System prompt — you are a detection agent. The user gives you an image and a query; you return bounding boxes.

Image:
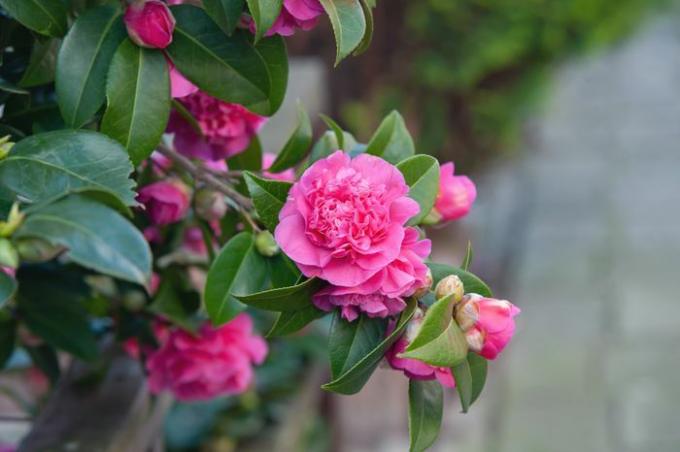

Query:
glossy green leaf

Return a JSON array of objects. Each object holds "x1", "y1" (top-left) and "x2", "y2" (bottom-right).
[
  {"x1": 427, "y1": 262, "x2": 493, "y2": 298},
  {"x1": 15, "y1": 195, "x2": 151, "y2": 285},
  {"x1": 402, "y1": 293, "x2": 468, "y2": 367},
  {"x1": 366, "y1": 110, "x2": 415, "y2": 164},
  {"x1": 267, "y1": 253, "x2": 300, "y2": 288},
  {"x1": 0, "y1": 315, "x2": 16, "y2": 369},
  {"x1": 228, "y1": 135, "x2": 262, "y2": 171},
  {"x1": 318, "y1": 0, "x2": 366, "y2": 65},
  {"x1": 451, "y1": 358, "x2": 472, "y2": 413},
  {"x1": 267, "y1": 306, "x2": 325, "y2": 337},
  {"x1": 0, "y1": 271, "x2": 16, "y2": 308},
  {"x1": 322, "y1": 298, "x2": 417, "y2": 394},
  {"x1": 328, "y1": 313, "x2": 387, "y2": 378},
  {"x1": 149, "y1": 279, "x2": 200, "y2": 332},
  {"x1": 17, "y1": 273, "x2": 98, "y2": 361},
  {"x1": 397, "y1": 154, "x2": 440, "y2": 225},
  {"x1": 408, "y1": 379, "x2": 443, "y2": 452},
  {"x1": 203, "y1": 0, "x2": 245, "y2": 35},
  {"x1": 204, "y1": 232, "x2": 268, "y2": 325},
  {"x1": 235, "y1": 277, "x2": 322, "y2": 311},
  {"x1": 19, "y1": 38, "x2": 60, "y2": 88},
  {"x1": 353, "y1": 0, "x2": 373, "y2": 56},
  {"x1": 268, "y1": 103, "x2": 312, "y2": 172},
  {"x1": 101, "y1": 40, "x2": 170, "y2": 165},
  {"x1": 243, "y1": 171, "x2": 292, "y2": 232},
  {"x1": 245, "y1": 0, "x2": 282, "y2": 42},
  {"x1": 469, "y1": 352, "x2": 488, "y2": 405},
  {"x1": 0, "y1": 0, "x2": 68, "y2": 37},
  {"x1": 56, "y1": 5, "x2": 127, "y2": 127},
  {"x1": 0, "y1": 130, "x2": 137, "y2": 208},
  {"x1": 167, "y1": 5, "x2": 287, "y2": 116}
]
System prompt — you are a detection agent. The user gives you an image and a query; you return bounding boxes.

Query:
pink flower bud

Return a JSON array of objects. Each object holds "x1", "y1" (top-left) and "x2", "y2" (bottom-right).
[
  {"x1": 455, "y1": 294, "x2": 520, "y2": 360},
  {"x1": 124, "y1": 0, "x2": 176, "y2": 49},
  {"x1": 432, "y1": 162, "x2": 476, "y2": 223},
  {"x1": 138, "y1": 180, "x2": 190, "y2": 226},
  {"x1": 194, "y1": 188, "x2": 227, "y2": 221}
]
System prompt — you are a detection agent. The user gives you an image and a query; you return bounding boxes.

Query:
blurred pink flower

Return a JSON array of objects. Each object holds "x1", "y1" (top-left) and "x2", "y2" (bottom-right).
[
  {"x1": 146, "y1": 314, "x2": 267, "y2": 401},
  {"x1": 262, "y1": 152, "x2": 296, "y2": 182},
  {"x1": 167, "y1": 91, "x2": 266, "y2": 161},
  {"x1": 138, "y1": 180, "x2": 190, "y2": 225},
  {"x1": 432, "y1": 162, "x2": 476, "y2": 222},
  {"x1": 313, "y1": 290, "x2": 405, "y2": 322},
  {"x1": 456, "y1": 294, "x2": 520, "y2": 360},
  {"x1": 124, "y1": 0, "x2": 175, "y2": 49},
  {"x1": 248, "y1": 0, "x2": 324, "y2": 37},
  {"x1": 275, "y1": 151, "x2": 419, "y2": 287},
  {"x1": 168, "y1": 60, "x2": 198, "y2": 99}
]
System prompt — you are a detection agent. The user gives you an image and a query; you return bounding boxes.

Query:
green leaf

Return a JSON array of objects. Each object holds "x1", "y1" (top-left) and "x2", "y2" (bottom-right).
[
  {"x1": 245, "y1": 0, "x2": 282, "y2": 42},
  {"x1": 0, "y1": 78, "x2": 29, "y2": 95},
  {"x1": 149, "y1": 279, "x2": 199, "y2": 332},
  {"x1": 468, "y1": 352, "x2": 488, "y2": 406},
  {"x1": 397, "y1": 155, "x2": 440, "y2": 226},
  {"x1": 235, "y1": 277, "x2": 322, "y2": 311},
  {"x1": 353, "y1": 0, "x2": 373, "y2": 56},
  {"x1": 427, "y1": 263, "x2": 493, "y2": 298},
  {"x1": 15, "y1": 195, "x2": 152, "y2": 285},
  {"x1": 167, "y1": 5, "x2": 288, "y2": 116},
  {"x1": 402, "y1": 293, "x2": 468, "y2": 367},
  {"x1": 0, "y1": 130, "x2": 137, "y2": 208},
  {"x1": 318, "y1": 0, "x2": 366, "y2": 65},
  {"x1": 17, "y1": 274, "x2": 98, "y2": 361},
  {"x1": 0, "y1": 272, "x2": 16, "y2": 308},
  {"x1": 328, "y1": 313, "x2": 387, "y2": 378},
  {"x1": 204, "y1": 232, "x2": 268, "y2": 325},
  {"x1": 55, "y1": 5, "x2": 127, "y2": 128},
  {"x1": 451, "y1": 359, "x2": 472, "y2": 413},
  {"x1": 408, "y1": 380, "x2": 443, "y2": 452},
  {"x1": 203, "y1": 0, "x2": 245, "y2": 35},
  {"x1": 101, "y1": 40, "x2": 170, "y2": 165},
  {"x1": 19, "y1": 38, "x2": 60, "y2": 88},
  {"x1": 267, "y1": 253, "x2": 300, "y2": 288},
  {"x1": 0, "y1": 315, "x2": 16, "y2": 369},
  {"x1": 228, "y1": 135, "x2": 262, "y2": 171},
  {"x1": 319, "y1": 113, "x2": 345, "y2": 149},
  {"x1": 267, "y1": 305, "x2": 325, "y2": 337},
  {"x1": 0, "y1": 0, "x2": 68, "y2": 37},
  {"x1": 25, "y1": 344, "x2": 60, "y2": 384},
  {"x1": 268, "y1": 102, "x2": 312, "y2": 172},
  {"x1": 322, "y1": 298, "x2": 417, "y2": 394},
  {"x1": 307, "y1": 131, "x2": 339, "y2": 165},
  {"x1": 461, "y1": 242, "x2": 473, "y2": 271},
  {"x1": 366, "y1": 110, "x2": 415, "y2": 164},
  {"x1": 243, "y1": 171, "x2": 292, "y2": 232}
]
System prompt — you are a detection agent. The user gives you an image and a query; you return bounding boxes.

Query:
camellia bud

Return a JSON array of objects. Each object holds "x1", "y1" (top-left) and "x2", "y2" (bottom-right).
[
  {"x1": 194, "y1": 188, "x2": 227, "y2": 221},
  {"x1": 412, "y1": 268, "x2": 433, "y2": 299},
  {"x1": 0, "y1": 238, "x2": 18, "y2": 269},
  {"x1": 0, "y1": 135, "x2": 14, "y2": 159},
  {"x1": 454, "y1": 294, "x2": 479, "y2": 331},
  {"x1": 434, "y1": 274, "x2": 464, "y2": 303},
  {"x1": 124, "y1": 0, "x2": 176, "y2": 49},
  {"x1": 255, "y1": 231, "x2": 279, "y2": 257},
  {"x1": 0, "y1": 203, "x2": 24, "y2": 237},
  {"x1": 15, "y1": 238, "x2": 64, "y2": 263},
  {"x1": 123, "y1": 290, "x2": 147, "y2": 312}
]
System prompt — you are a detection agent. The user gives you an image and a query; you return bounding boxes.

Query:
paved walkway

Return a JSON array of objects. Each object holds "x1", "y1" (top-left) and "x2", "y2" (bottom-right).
[{"x1": 336, "y1": 12, "x2": 680, "y2": 452}]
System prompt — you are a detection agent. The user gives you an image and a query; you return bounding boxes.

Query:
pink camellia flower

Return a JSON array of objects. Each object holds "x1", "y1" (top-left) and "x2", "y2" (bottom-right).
[
  {"x1": 455, "y1": 294, "x2": 520, "y2": 360},
  {"x1": 312, "y1": 228, "x2": 431, "y2": 321},
  {"x1": 275, "y1": 151, "x2": 419, "y2": 287},
  {"x1": 168, "y1": 60, "x2": 198, "y2": 99},
  {"x1": 431, "y1": 162, "x2": 476, "y2": 223},
  {"x1": 146, "y1": 314, "x2": 267, "y2": 401},
  {"x1": 124, "y1": 0, "x2": 176, "y2": 49},
  {"x1": 385, "y1": 309, "x2": 455, "y2": 387},
  {"x1": 262, "y1": 152, "x2": 296, "y2": 182},
  {"x1": 167, "y1": 91, "x2": 266, "y2": 161},
  {"x1": 249, "y1": 0, "x2": 325, "y2": 37},
  {"x1": 138, "y1": 180, "x2": 190, "y2": 226}
]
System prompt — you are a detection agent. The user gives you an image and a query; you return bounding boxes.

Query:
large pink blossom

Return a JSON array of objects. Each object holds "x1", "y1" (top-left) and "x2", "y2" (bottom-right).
[
  {"x1": 432, "y1": 162, "x2": 476, "y2": 222},
  {"x1": 138, "y1": 180, "x2": 190, "y2": 225},
  {"x1": 124, "y1": 0, "x2": 175, "y2": 49},
  {"x1": 456, "y1": 294, "x2": 520, "y2": 360},
  {"x1": 275, "y1": 151, "x2": 420, "y2": 287},
  {"x1": 312, "y1": 228, "x2": 431, "y2": 321},
  {"x1": 168, "y1": 60, "x2": 198, "y2": 99},
  {"x1": 248, "y1": 0, "x2": 324, "y2": 37},
  {"x1": 385, "y1": 310, "x2": 455, "y2": 388},
  {"x1": 146, "y1": 314, "x2": 267, "y2": 401},
  {"x1": 262, "y1": 152, "x2": 296, "y2": 182},
  {"x1": 167, "y1": 91, "x2": 266, "y2": 161}
]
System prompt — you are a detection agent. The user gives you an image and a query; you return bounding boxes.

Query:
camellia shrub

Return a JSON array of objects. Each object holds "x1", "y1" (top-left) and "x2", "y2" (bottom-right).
[{"x1": 0, "y1": 0, "x2": 519, "y2": 450}]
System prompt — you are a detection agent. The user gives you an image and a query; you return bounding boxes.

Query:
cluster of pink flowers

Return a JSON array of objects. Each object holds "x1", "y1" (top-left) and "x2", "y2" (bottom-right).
[
  {"x1": 275, "y1": 151, "x2": 431, "y2": 321},
  {"x1": 126, "y1": 314, "x2": 267, "y2": 401}
]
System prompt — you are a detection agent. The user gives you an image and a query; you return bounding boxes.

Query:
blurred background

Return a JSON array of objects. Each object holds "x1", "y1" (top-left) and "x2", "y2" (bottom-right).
[{"x1": 3, "y1": 0, "x2": 680, "y2": 450}]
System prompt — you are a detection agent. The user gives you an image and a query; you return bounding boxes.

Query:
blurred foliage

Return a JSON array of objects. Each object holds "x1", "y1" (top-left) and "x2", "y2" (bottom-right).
[{"x1": 338, "y1": 0, "x2": 672, "y2": 168}]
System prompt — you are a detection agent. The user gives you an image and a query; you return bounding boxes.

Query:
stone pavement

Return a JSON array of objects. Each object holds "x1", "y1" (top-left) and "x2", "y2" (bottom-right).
[{"x1": 335, "y1": 12, "x2": 680, "y2": 452}]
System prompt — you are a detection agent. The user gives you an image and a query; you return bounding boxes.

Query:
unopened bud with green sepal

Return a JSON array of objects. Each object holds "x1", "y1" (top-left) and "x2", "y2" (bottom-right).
[
  {"x1": 255, "y1": 231, "x2": 279, "y2": 257},
  {"x1": 434, "y1": 274, "x2": 464, "y2": 303}
]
